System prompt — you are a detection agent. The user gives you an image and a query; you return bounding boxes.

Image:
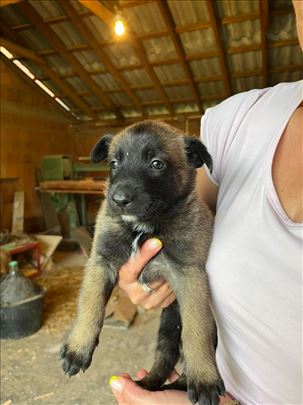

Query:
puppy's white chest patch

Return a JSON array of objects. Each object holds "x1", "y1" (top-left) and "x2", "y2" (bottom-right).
[
  {"x1": 122, "y1": 215, "x2": 154, "y2": 258},
  {"x1": 131, "y1": 232, "x2": 144, "y2": 258}
]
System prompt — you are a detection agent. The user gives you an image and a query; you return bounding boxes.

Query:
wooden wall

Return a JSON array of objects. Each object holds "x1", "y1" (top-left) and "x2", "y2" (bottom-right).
[{"x1": 0, "y1": 60, "x2": 75, "y2": 231}]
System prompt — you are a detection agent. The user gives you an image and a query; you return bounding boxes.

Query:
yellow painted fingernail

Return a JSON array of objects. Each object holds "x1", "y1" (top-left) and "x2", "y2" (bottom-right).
[
  {"x1": 109, "y1": 375, "x2": 123, "y2": 392},
  {"x1": 149, "y1": 238, "x2": 163, "y2": 249}
]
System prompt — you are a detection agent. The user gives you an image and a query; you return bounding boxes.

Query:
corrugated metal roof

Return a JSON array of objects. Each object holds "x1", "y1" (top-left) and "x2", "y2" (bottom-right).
[
  {"x1": 69, "y1": 0, "x2": 87, "y2": 14},
  {"x1": 222, "y1": 20, "x2": 261, "y2": 48},
  {"x1": 165, "y1": 85, "x2": 193, "y2": 99},
  {"x1": 134, "y1": 89, "x2": 160, "y2": 102},
  {"x1": 144, "y1": 105, "x2": 170, "y2": 116},
  {"x1": 82, "y1": 95, "x2": 101, "y2": 108},
  {"x1": 232, "y1": 76, "x2": 263, "y2": 93},
  {"x1": 83, "y1": 16, "x2": 111, "y2": 43},
  {"x1": 228, "y1": 50, "x2": 262, "y2": 73},
  {"x1": 92, "y1": 73, "x2": 119, "y2": 90},
  {"x1": 189, "y1": 58, "x2": 222, "y2": 78},
  {"x1": 121, "y1": 107, "x2": 142, "y2": 118},
  {"x1": 198, "y1": 81, "x2": 226, "y2": 96},
  {"x1": 180, "y1": 29, "x2": 217, "y2": 55},
  {"x1": 29, "y1": 0, "x2": 64, "y2": 19},
  {"x1": 142, "y1": 37, "x2": 177, "y2": 62},
  {"x1": 122, "y1": 2, "x2": 166, "y2": 34},
  {"x1": 20, "y1": 28, "x2": 53, "y2": 52},
  {"x1": 103, "y1": 43, "x2": 140, "y2": 68},
  {"x1": 73, "y1": 49, "x2": 105, "y2": 72},
  {"x1": 174, "y1": 102, "x2": 199, "y2": 113},
  {"x1": 121, "y1": 69, "x2": 152, "y2": 86},
  {"x1": 97, "y1": 111, "x2": 117, "y2": 120},
  {"x1": 216, "y1": 0, "x2": 259, "y2": 18},
  {"x1": 0, "y1": 4, "x2": 29, "y2": 25},
  {"x1": 203, "y1": 100, "x2": 221, "y2": 110},
  {"x1": 108, "y1": 92, "x2": 131, "y2": 107},
  {"x1": 269, "y1": 0, "x2": 294, "y2": 10},
  {"x1": 66, "y1": 77, "x2": 90, "y2": 93},
  {"x1": 269, "y1": 70, "x2": 303, "y2": 86},
  {"x1": 45, "y1": 54, "x2": 74, "y2": 76},
  {"x1": 153, "y1": 64, "x2": 186, "y2": 82},
  {"x1": 267, "y1": 13, "x2": 297, "y2": 41},
  {"x1": 268, "y1": 44, "x2": 302, "y2": 68},
  {"x1": 168, "y1": 0, "x2": 209, "y2": 26},
  {"x1": 51, "y1": 22, "x2": 86, "y2": 48}
]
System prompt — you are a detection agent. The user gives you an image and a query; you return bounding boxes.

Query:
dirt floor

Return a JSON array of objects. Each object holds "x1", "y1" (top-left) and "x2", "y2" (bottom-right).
[{"x1": 1, "y1": 251, "x2": 161, "y2": 405}]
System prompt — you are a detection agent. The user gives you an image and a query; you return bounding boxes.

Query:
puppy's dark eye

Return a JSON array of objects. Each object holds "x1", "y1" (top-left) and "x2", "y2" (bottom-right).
[
  {"x1": 150, "y1": 159, "x2": 165, "y2": 170},
  {"x1": 110, "y1": 160, "x2": 118, "y2": 169}
]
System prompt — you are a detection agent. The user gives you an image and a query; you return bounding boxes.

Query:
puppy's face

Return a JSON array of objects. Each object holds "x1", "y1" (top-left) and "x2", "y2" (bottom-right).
[{"x1": 91, "y1": 121, "x2": 212, "y2": 223}]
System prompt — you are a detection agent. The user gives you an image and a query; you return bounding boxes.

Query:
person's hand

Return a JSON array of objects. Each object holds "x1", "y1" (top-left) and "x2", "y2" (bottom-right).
[
  {"x1": 109, "y1": 369, "x2": 235, "y2": 405},
  {"x1": 110, "y1": 369, "x2": 190, "y2": 405},
  {"x1": 118, "y1": 238, "x2": 176, "y2": 309}
]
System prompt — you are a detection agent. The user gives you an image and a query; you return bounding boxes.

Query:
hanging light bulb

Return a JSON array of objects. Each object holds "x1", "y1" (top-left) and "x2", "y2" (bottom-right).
[{"x1": 114, "y1": 15, "x2": 125, "y2": 36}]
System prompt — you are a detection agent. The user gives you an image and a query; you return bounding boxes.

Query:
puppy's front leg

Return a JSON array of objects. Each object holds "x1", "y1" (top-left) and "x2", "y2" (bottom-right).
[{"x1": 60, "y1": 257, "x2": 116, "y2": 376}]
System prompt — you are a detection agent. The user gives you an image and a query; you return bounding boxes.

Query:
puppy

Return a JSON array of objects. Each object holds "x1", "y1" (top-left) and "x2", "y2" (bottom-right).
[{"x1": 60, "y1": 120, "x2": 225, "y2": 405}]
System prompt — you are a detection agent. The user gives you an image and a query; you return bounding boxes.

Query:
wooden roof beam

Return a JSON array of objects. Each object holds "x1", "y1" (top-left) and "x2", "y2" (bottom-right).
[
  {"x1": 156, "y1": 0, "x2": 203, "y2": 114},
  {"x1": 17, "y1": 1, "x2": 122, "y2": 119},
  {"x1": 61, "y1": 1, "x2": 145, "y2": 117},
  {"x1": 0, "y1": 36, "x2": 45, "y2": 64},
  {"x1": 259, "y1": 0, "x2": 269, "y2": 87},
  {"x1": 0, "y1": 0, "x2": 21, "y2": 7},
  {"x1": 79, "y1": 0, "x2": 174, "y2": 115},
  {"x1": 206, "y1": 0, "x2": 232, "y2": 96}
]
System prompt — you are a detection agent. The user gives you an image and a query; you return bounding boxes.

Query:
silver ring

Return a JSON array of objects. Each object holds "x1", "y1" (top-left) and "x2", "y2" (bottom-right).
[{"x1": 141, "y1": 282, "x2": 156, "y2": 294}]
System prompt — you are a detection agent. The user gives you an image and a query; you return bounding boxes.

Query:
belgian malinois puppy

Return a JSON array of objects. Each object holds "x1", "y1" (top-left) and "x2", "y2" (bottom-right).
[{"x1": 60, "y1": 120, "x2": 225, "y2": 405}]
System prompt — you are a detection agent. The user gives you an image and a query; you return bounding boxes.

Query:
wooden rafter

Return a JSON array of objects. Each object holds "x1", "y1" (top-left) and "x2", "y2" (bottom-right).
[
  {"x1": 0, "y1": 0, "x2": 21, "y2": 7},
  {"x1": 78, "y1": 0, "x2": 174, "y2": 114},
  {"x1": 259, "y1": 0, "x2": 269, "y2": 87},
  {"x1": 156, "y1": 0, "x2": 203, "y2": 114},
  {"x1": 1, "y1": 24, "x2": 97, "y2": 120},
  {"x1": 17, "y1": 1, "x2": 122, "y2": 119},
  {"x1": 0, "y1": 36, "x2": 45, "y2": 64},
  {"x1": 60, "y1": 1, "x2": 145, "y2": 117},
  {"x1": 206, "y1": 0, "x2": 232, "y2": 96}
]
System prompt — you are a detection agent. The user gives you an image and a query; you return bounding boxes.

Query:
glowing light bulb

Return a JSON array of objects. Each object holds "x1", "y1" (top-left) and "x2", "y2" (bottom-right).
[{"x1": 114, "y1": 17, "x2": 125, "y2": 36}]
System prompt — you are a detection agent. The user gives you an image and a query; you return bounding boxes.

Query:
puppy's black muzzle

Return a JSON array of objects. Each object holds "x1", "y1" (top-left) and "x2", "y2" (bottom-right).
[{"x1": 112, "y1": 187, "x2": 134, "y2": 208}]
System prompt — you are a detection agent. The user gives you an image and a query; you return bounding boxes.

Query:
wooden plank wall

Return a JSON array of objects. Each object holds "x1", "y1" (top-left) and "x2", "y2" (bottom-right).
[{"x1": 0, "y1": 60, "x2": 75, "y2": 231}]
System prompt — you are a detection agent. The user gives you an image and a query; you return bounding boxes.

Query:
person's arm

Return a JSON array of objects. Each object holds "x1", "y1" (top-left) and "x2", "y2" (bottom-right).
[{"x1": 196, "y1": 166, "x2": 219, "y2": 214}]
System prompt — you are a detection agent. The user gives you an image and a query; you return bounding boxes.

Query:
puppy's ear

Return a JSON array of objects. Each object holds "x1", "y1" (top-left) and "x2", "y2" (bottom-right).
[
  {"x1": 90, "y1": 134, "x2": 113, "y2": 163},
  {"x1": 184, "y1": 137, "x2": 213, "y2": 172}
]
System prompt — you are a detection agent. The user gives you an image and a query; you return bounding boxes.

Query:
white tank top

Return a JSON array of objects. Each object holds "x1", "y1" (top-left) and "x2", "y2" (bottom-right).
[{"x1": 201, "y1": 81, "x2": 303, "y2": 405}]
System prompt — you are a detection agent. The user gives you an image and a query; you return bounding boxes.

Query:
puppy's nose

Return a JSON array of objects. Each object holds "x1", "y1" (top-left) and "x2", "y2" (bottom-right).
[{"x1": 112, "y1": 190, "x2": 133, "y2": 207}]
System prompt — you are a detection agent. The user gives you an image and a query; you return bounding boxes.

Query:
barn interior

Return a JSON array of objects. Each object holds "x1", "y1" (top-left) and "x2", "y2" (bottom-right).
[{"x1": 0, "y1": 0, "x2": 302, "y2": 404}]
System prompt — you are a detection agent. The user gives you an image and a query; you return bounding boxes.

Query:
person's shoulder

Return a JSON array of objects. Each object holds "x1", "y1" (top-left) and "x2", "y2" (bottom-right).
[
  {"x1": 200, "y1": 88, "x2": 270, "y2": 185},
  {"x1": 205, "y1": 81, "x2": 302, "y2": 125},
  {"x1": 201, "y1": 88, "x2": 267, "y2": 134}
]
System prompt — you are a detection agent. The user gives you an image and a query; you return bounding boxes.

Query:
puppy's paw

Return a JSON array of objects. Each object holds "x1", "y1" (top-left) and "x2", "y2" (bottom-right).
[
  {"x1": 136, "y1": 375, "x2": 165, "y2": 391},
  {"x1": 59, "y1": 336, "x2": 99, "y2": 377},
  {"x1": 187, "y1": 377, "x2": 225, "y2": 405}
]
